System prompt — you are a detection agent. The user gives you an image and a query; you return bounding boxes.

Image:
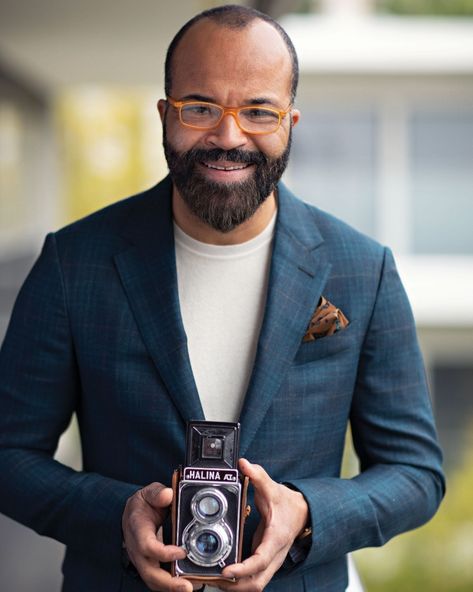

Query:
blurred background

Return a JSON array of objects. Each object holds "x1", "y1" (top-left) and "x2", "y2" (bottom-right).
[{"x1": 1, "y1": 0, "x2": 472, "y2": 590}]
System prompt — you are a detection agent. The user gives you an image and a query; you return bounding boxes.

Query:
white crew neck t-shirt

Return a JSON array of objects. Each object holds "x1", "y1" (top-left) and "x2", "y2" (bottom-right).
[{"x1": 174, "y1": 211, "x2": 276, "y2": 423}]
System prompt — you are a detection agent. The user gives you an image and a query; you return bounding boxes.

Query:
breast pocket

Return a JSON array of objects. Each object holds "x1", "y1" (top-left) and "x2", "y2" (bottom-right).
[{"x1": 293, "y1": 320, "x2": 358, "y2": 365}]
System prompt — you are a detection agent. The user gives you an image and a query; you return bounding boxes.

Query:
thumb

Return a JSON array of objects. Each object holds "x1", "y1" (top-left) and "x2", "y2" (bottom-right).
[
  {"x1": 141, "y1": 483, "x2": 174, "y2": 510},
  {"x1": 238, "y1": 458, "x2": 270, "y2": 489}
]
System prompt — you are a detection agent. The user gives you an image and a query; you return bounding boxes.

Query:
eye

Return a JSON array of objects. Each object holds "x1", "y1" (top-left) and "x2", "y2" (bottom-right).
[
  {"x1": 182, "y1": 103, "x2": 215, "y2": 117},
  {"x1": 241, "y1": 108, "x2": 280, "y2": 124}
]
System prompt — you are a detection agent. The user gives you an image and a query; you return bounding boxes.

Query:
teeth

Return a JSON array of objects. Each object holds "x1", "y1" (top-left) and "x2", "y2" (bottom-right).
[{"x1": 203, "y1": 163, "x2": 249, "y2": 171}]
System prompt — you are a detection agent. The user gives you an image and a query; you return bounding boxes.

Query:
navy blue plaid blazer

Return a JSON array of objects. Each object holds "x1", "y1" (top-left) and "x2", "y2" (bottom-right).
[{"x1": 0, "y1": 176, "x2": 445, "y2": 591}]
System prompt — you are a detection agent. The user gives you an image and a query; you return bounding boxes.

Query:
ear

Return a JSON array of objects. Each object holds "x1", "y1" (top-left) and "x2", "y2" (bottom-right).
[
  {"x1": 157, "y1": 99, "x2": 167, "y2": 123},
  {"x1": 290, "y1": 108, "x2": 301, "y2": 128}
]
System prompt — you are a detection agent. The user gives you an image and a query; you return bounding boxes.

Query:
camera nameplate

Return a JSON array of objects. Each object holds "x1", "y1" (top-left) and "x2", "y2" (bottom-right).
[{"x1": 183, "y1": 467, "x2": 239, "y2": 483}]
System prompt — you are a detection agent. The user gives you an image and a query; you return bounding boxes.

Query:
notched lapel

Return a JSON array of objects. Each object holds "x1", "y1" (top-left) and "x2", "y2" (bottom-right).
[
  {"x1": 239, "y1": 185, "x2": 331, "y2": 456},
  {"x1": 114, "y1": 179, "x2": 204, "y2": 424}
]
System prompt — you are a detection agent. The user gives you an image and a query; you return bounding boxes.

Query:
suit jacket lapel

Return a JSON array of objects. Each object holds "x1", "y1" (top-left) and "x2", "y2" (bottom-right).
[
  {"x1": 114, "y1": 176, "x2": 204, "y2": 424},
  {"x1": 239, "y1": 183, "x2": 331, "y2": 456},
  {"x1": 112, "y1": 176, "x2": 330, "y2": 444}
]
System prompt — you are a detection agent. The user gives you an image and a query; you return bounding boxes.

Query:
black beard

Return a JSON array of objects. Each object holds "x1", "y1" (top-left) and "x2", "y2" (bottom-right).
[{"x1": 162, "y1": 124, "x2": 291, "y2": 233}]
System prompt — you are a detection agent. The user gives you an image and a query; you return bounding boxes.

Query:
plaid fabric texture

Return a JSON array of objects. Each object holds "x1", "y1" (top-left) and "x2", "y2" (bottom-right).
[{"x1": 0, "y1": 177, "x2": 445, "y2": 591}]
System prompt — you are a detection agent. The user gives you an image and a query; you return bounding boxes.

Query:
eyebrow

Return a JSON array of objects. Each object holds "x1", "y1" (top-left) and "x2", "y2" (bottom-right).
[
  {"x1": 177, "y1": 94, "x2": 280, "y2": 107},
  {"x1": 179, "y1": 94, "x2": 215, "y2": 103}
]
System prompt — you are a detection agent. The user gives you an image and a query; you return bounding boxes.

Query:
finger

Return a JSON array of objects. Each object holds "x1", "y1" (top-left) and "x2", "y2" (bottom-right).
[
  {"x1": 129, "y1": 531, "x2": 186, "y2": 564},
  {"x1": 126, "y1": 514, "x2": 186, "y2": 565},
  {"x1": 142, "y1": 483, "x2": 174, "y2": 510},
  {"x1": 221, "y1": 545, "x2": 289, "y2": 592},
  {"x1": 222, "y1": 555, "x2": 267, "y2": 581},
  {"x1": 239, "y1": 459, "x2": 280, "y2": 524},
  {"x1": 219, "y1": 561, "x2": 282, "y2": 592},
  {"x1": 250, "y1": 521, "x2": 265, "y2": 554},
  {"x1": 238, "y1": 459, "x2": 270, "y2": 487},
  {"x1": 223, "y1": 535, "x2": 275, "y2": 578},
  {"x1": 125, "y1": 511, "x2": 165, "y2": 555},
  {"x1": 139, "y1": 566, "x2": 193, "y2": 592},
  {"x1": 124, "y1": 484, "x2": 172, "y2": 545},
  {"x1": 238, "y1": 459, "x2": 277, "y2": 505},
  {"x1": 222, "y1": 523, "x2": 288, "y2": 581},
  {"x1": 218, "y1": 574, "x2": 270, "y2": 592}
]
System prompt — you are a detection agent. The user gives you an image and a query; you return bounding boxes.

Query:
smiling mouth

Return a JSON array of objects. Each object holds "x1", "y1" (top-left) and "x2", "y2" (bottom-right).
[{"x1": 202, "y1": 162, "x2": 252, "y2": 171}]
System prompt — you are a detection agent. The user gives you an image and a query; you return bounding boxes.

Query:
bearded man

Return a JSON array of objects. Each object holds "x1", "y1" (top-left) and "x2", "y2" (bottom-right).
[{"x1": 0, "y1": 4, "x2": 444, "y2": 592}]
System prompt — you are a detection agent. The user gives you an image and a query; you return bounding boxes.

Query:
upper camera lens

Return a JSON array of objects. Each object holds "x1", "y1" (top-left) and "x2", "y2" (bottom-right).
[
  {"x1": 195, "y1": 532, "x2": 219, "y2": 556},
  {"x1": 198, "y1": 495, "x2": 220, "y2": 518},
  {"x1": 191, "y1": 488, "x2": 228, "y2": 523}
]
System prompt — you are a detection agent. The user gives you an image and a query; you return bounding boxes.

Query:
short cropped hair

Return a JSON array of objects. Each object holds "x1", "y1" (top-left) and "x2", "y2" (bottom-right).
[{"x1": 164, "y1": 4, "x2": 299, "y2": 103}]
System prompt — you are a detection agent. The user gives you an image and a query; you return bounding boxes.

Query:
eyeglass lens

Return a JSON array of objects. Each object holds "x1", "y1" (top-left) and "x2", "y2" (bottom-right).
[{"x1": 180, "y1": 103, "x2": 281, "y2": 132}]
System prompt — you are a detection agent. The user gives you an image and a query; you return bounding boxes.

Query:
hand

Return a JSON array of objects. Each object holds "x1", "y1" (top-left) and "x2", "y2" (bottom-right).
[
  {"x1": 122, "y1": 482, "x2": 196, "y2": 592},
  {"x1": 220, "y1": 459, "x2": 309, "y2": 591}
]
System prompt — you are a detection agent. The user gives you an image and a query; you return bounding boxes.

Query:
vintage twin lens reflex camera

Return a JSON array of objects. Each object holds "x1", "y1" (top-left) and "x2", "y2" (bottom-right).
[{"x1": 171, "y1": 421, "x2": 249, "y2": 582}]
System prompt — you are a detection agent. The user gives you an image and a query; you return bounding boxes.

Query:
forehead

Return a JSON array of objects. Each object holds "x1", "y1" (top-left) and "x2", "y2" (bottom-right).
[{"x1": 170, "y1": 18, "x2": 293, "y2": 104}]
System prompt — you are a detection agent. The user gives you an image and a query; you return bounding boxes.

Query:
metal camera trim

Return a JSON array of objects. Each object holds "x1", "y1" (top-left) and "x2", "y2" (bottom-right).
[
  {"x1": 183, "y1": 520, "x2": 234, "y2": 567},
  {"x1": 191, "y1": 487, "x2": 228, "y2": 524}
]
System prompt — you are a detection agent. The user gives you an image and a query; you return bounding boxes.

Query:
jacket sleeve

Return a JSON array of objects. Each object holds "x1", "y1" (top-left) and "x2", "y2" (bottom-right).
[
  {"x1": 0, "y1": 234, "x2": 141, "y2": 567},
  {"x1": 287, "y1": 247, "x2": 445, "y2": 569}
]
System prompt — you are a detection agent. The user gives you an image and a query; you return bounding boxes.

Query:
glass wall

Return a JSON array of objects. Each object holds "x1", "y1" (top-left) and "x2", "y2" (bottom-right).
[
  {"x1": 410, "y1": 108, "x2": 473, "y2": 254},
  {"x1": 289, "y1": 107, "x2": 377, "y2": 237},
  {"x1": 288, "y1": 93, "x2": 473, "y2": 256}
]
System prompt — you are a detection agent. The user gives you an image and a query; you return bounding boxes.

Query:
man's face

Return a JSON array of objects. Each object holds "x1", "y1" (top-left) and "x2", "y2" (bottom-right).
[{"x1": 159, "y1": 18, "x2": 299, "y2": 232}]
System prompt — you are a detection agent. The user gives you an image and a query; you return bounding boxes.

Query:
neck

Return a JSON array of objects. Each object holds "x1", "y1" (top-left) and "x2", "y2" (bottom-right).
[{"x1": 172, "y1": 188, "x2": 277, "y2": 245}]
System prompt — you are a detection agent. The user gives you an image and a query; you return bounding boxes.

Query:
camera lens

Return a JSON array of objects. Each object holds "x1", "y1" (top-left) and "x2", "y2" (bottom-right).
[
  {"x1": 198, "y1": 495, "x2": 220, "y2": 518},
  {"x1": 191, "y1": 488, "x2": 227, "y2": 523},
  {"x1": 184, "y1": 522, "x2": 233, "y2": 567},
  {"x1": 195, "y1": 532, "x2": 219, "y2": 556}
]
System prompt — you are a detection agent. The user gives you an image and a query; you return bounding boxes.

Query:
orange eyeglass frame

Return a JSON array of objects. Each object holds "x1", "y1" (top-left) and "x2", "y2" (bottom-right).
[{"x1": 167, "y1": 96, "x2": 292, "y2": 135}]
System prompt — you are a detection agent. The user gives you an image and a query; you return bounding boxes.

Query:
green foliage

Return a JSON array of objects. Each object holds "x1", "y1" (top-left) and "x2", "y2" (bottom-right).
[
  {"x1": 377, "y1": 0, "x2": 473, "y2": 16},
  {"x1": 354, "y1": 427, "x2": 473, "y2": 591}
]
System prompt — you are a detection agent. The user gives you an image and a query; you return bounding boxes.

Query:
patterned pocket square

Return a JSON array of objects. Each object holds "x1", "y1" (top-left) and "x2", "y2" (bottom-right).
[{"x1": 303, "y1": 296, "x2": 350, "y2": 342}]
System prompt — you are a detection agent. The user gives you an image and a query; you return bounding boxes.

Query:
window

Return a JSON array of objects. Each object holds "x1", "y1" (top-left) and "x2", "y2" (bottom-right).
[
  {"x1": 288, "y1": 108, "x2": 377, "y2": 237},
  {"x1": 410, "y1": 109, "x2": 473, "y2": 254}
]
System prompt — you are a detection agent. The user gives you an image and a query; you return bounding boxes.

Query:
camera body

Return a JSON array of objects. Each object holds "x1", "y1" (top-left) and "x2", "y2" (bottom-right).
[{"x1": 172, "y1": 421, "x2": 249, "y2": 583}]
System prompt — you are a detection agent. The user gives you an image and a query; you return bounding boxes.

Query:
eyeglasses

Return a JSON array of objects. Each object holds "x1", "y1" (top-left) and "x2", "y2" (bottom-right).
[{"x1": 167, "y1": 97, "x2": 292, "y2": 135}]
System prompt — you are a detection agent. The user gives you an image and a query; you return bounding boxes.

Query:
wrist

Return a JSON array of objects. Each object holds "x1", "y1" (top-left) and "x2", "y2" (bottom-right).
[
  {"x1": 282, "y1": 489, "x2": 312, "y2": 567},
  {"x1": 295, "y1": 491, "x2": 310, "y2": 538},
  {"x1": 284, "y1": 485, "x2": 310, "y2": 539}
]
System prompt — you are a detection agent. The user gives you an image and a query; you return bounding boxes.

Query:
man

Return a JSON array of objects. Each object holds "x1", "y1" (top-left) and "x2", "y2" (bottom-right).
[{"x1": 0, "y1": 5, "x2": 445, "y2": 592}]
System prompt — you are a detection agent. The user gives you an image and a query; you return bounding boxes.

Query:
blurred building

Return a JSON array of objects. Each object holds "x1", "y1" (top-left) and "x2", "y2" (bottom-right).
[
  {"x1": 279, "y1": 4, "x2": 473, "y2": 471},
  {"x1": 1, "y1": 0, "x2": 473, "y2": 590}
]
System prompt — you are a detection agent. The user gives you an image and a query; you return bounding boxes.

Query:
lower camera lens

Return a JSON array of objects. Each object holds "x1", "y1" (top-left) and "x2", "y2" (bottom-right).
[
  {"x1": 183, "y1": 521, "x2": 233, "y2": 567},
  {"x1": 195, "y1": 532, "x2": 219, "y2": 556}
]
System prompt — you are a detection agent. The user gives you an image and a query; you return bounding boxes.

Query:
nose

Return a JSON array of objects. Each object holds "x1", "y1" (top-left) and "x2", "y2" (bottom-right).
[{"x1": 205, "y1": 112, "x2": 249, "y2": 150}]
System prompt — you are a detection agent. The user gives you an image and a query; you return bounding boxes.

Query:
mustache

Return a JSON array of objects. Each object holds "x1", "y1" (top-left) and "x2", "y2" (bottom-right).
[{"x1": 180, "y1": 147, "x2": 268, "y2": 167}]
